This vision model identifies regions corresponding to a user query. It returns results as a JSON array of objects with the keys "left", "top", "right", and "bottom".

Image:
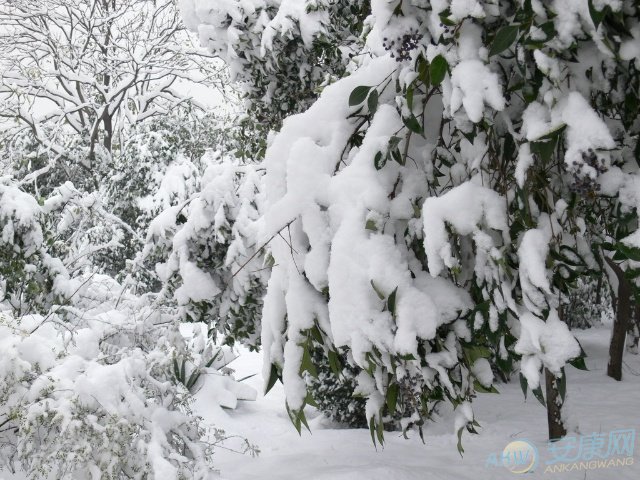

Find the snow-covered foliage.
[
  {"left": 141, "top": 153, "right": 267, "bottom": 348},
  {"left": 187, "top": 0, "right": 640, "bottom": 444},
  {"left": 179, "top": 0, "right": 370, "bottom": 157},
  {"left": 0, "top": 177, "right": 258, "bottom": 478},
  {"left": 0, "top": 276, "right": 260, "bottom": 479}
]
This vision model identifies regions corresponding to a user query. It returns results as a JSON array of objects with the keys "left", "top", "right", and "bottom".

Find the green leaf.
[
  {"left": 309, "top": 325, "right": 323, "bottom": 344},
  {"left": 386, "top": 383, "right": 399, "bottom": 413},
  {"left": 305, "top": 392, "right": 318, "bottom": 408},
  {"left": 617, "top": 243, "right": 640, "bottom": 262},
  {"left": 328, "top": 350, "right": 342, "bottom": 376},
  {"left": 391, "top": 148, "right": 405, "bottom": 166},
  {"left": 376, "top": 415, "right": 385, "bottom": 445},
  {"left": 299, "top": 345, "right": 318, "bottom": 378},
  {"left": 489, "top": 26, "right": 519, "bottom": 57},
  {"left": 588, "top": 0, "right": 608, "bottom": 28},
  {"left": 518, "top": 373, "right": 528, "bottom": 402},
  {"left": 430, "top": 55, "right": 448, "bottom": 86},
  {"left": 530, "top": 138, "right": 557, "bottom": 163},
  {"left": 456, "top": 427, "right": 465, "bottom": 456},
  {"left": 369, "top": 416, "right": 377, "bottom": 446},
  {"left": 180, "top": 359, "right": 186, "bottom": 384},
  {"left": 365, "top": 219, "right": 378, "bottom": 231},
  {"left": 173, "top": 356, "right": 181, "bottom": 382},
  {"left": 465, "top": 345, "right": 492, "bottom": 363},
  {"left": 439, "top": 8, "right": 456, "bottom": 27},
  {"left": 406, "top": 85, "right": 414, "bottom": 109},
  {"left": 403, "top": 115, "right": 423, "bottom": 135},
  {"left": 531, "top": 385, "right": 546, "bottom": 407},
  {"left": 387, "top": 287, "right": 398, "bottom": 317},
  {"left": 349, "top": 85, "right": 372, "bottom": 106},
  {"left": 569, "top": 355, "right": 588, "bottom": 371},
  {"left": 473, "top": 380, "right": 499, "bottom": 394},
  {"left": 374, "top": 151, "right": 386, "bottom": 170},
  {"left": 367, "top": 89, "right": 379, "bottom": 115},
  {"left": 265, "top": 363, "right": 280, "bottom": 394}
]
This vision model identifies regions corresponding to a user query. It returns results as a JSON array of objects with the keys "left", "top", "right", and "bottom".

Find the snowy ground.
[
  {"left": 2, "top": 326, "right": 636, "bottom": 480},
  {"left": 200, "top": 326, "right": 640, "bottom": 480}
]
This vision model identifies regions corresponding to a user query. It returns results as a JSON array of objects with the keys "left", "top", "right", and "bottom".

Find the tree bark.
[
  {"left": 605, "top": 257, "right": 631, "bottom": 381},
  {"left": 545, "top": 368, "right": 566, "bottom": 441}
]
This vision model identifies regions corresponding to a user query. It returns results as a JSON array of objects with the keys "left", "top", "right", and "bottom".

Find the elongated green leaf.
[
  {"left": 328, "top": 350, "right": 342, "bottom": 376},
  {"left": 617, "top": 243, "right": 640, "bottom": 261},
  {"left": 430, "top": 55, "right": 448, "bottom": 86},
  {"left": 569, "top": 356, "right": 588, "bottom": 371},
  {"left": 457, "top": 427, "right": 465, "bottom": 456},
  {"left": 369, "top": 416, "right": 377, "bottom": 446},
  {"left": 474, "top": 380, "right": 499, "bottom": 394},
  {"left": 349, "top": 85, "right": 372, "bottom": 106},
  {"left": 387, "top": 287, "right": 398, "bottom": 317},
  {"left": 519, "top": 373, "right": 528, "bottom": 400},
  {"left": 367, "top": 89, "right": 379, "bottom": 115},
  {"left": 489, "top": 26, "right": 519, "bottom": 57},
  {"left": 403, "top": 115, "right": 423, "bottom": 135},
  {"left": 386, "top": 383, "right": 399, "bottom": 413},
  {"left": 588, "top": 0, "right": 608, "bottom": 28},
  {"left": 265, "top": 363, "right": 280, "bottom": 394},
  {"left": 376, "top": 415, "right": 385, "bottom": 445},
  {"left": 531, "top": 385, "right": 546, "bottom": 407},
  {"left": 299, "top": 345, "right": 318, "bottom": 378}
]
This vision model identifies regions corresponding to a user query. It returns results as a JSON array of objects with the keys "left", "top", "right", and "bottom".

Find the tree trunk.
[
  {"left": 545, "top": 368, "right": 566, "bottom": 441},
  {"left": 103, "top": 112, "right": 113, "bottom": 152},
  {"left": 605, "top": 257, "right": 631, "bottom": 381},
  {"left": 627, "top": 302, "right": 640, "bottom": 354}
]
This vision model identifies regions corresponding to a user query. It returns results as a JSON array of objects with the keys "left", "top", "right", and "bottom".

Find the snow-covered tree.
[
  {"left": 0, "top": 0, "right": 219, "bottom": 176},
  {"left": 184, "top": 0, "right": 640, "bottom": 445}
]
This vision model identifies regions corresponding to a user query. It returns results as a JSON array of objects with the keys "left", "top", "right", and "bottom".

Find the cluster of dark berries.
[
  {"left": 569, "top": 148, "right": 608, "bottom": 195},
  {"left": 383, "top": 28, "right": 423, "bottom": 62},
  {"left": 438, "top": 22, "right": 453, "bottom": 35}
]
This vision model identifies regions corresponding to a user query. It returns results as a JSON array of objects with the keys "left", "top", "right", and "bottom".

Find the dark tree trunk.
[
  {"left": 103, "top": 112, "right": 113, "bottom": 152},
  {"left": 545, "top": 368, "right": 566, "bottom": 441},
  {"left": 627, "top": 302, "right": 640, "bottom": 354},
  {"left": 605, "top": 257, "right": 631, "bottom": 381}
]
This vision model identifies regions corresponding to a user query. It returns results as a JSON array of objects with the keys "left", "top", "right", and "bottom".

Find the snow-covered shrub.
[
  {"left": 306, "top": 349, "right": 368, "bottom": 428},
  {"left": 0, "top": 179, "right": 69, "bottom": 314},
  {"left": 186, "top": 0, "right": 640, "bottom": 444},
  {"left": 142, "top": 153, "right": 267, "bottom": 349},
  {"left": 0, "top": 179, "right": 257, "bottom": 477},
  {"left": 0, "top": 272, "right": 258, "bottom": 479},
  {"left": 564, "top": 277, "right": 613, "bottom": 329}
]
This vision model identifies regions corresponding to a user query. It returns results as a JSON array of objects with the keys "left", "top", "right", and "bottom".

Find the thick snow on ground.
[{"left": 200, "top": 327, "right": 640, "bottom": 480}]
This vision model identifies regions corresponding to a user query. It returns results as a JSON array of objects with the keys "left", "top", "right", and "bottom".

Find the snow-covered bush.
[
  {"left": 0, "top": 179, "right": 69, "bottom": 314},
  {"left": 0, "top": 180, "right": 257, "bottom": 478},
  {"left": 0, "top": 277, "right": 242, "bottom": 479},
  {"left": 564, "top": 277, "right": 613, "bottom": 329},
  {"left": 141, "top": 153, "right": 267, "bottom": 349},
  {"left": 306, "top": 349, "right": 368, "bottom": 428},
  {"left": 187, "top": 0, "right": 640, "bottom": 444}
]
